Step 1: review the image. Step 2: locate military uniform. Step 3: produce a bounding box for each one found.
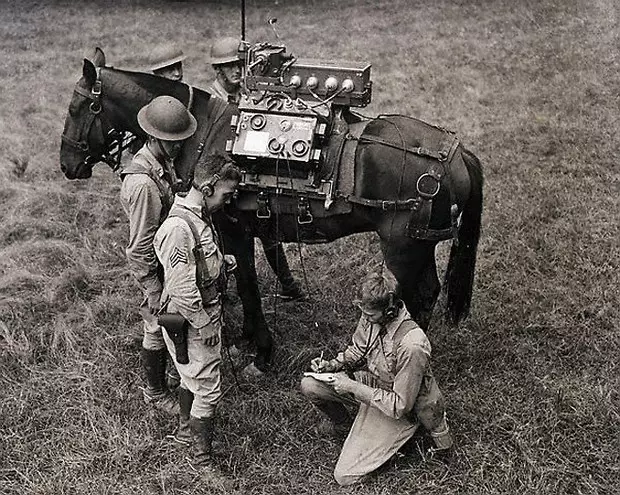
[154,193,225,418]
[300,305,451,486]
[207,78,241,105]
[120,144,175,351]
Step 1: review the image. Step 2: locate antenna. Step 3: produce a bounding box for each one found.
[241,0,246,41]
[268,17,281,41]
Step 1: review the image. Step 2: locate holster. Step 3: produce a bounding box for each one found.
[158,313,190,365]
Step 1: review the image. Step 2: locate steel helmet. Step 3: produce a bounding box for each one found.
[137,96,197,141]
[209,37,242,66]
[149,43,186,72]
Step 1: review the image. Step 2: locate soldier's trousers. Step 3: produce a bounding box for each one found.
[163,304,222,419]
[139,297,166,351]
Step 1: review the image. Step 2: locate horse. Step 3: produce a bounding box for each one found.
[60,48,484,373]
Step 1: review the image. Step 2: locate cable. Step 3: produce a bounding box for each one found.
[284,153,312,298]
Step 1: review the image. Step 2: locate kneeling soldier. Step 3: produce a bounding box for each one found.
[300,270,453,485]
[154,152,241,470]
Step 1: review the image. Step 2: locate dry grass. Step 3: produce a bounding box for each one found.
[1,0,619,494]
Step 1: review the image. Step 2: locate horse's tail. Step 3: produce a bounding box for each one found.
[445,148,484,324]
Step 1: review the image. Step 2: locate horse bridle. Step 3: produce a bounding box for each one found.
[61,68,136,172]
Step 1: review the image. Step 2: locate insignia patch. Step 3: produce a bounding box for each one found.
[170,246,188,268]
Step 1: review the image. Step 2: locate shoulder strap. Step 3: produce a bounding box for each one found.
[392,317,421,347]
[167,208,202,246]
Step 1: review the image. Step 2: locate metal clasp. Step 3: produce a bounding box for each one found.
[297,196,313,224]
[416,173,441,199]
[256,191,271,219]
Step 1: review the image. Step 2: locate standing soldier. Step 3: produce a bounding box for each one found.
[208,36,304,302]
[207,36,243,104]
[148,43,186,81]
[120,95,197,415]
[146,43,188,390]
[154,152,241,470]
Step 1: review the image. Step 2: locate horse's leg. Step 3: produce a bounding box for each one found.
[381,238,440,330]
[256,217,303,300]
[220,225,273,371]
[260,237,303,299]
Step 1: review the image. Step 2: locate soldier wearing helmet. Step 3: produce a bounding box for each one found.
[207,37,305,307]
[207,37,244,104]
[119,95,197,415]
[149,43,186,81]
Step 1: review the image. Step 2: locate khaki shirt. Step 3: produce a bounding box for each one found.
[154,194,224,329]
[338,306,434,420]
[208,79,241,105]
[119,145,174,298]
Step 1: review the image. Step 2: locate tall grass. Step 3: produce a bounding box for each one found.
[1,0,618,494]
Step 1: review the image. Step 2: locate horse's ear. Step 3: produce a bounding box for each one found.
[93,47,106,67]
[83,59,97,85]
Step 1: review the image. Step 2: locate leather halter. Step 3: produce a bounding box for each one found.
[61,68,134,172]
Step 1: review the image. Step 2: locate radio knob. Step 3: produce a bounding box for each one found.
[325,76,338,91]
[342,79,355,92]
[306,76,319,90]
[290,75,302,88]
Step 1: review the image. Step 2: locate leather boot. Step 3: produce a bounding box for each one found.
[314,401,351,438]
[170,387,193,446]
[141,348,179,416]
[189,416,215,469]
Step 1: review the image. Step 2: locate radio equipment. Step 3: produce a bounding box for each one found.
[227,41,373,219]
[242,42,372,108]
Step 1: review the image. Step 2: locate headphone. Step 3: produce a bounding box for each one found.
[382,291,401,320]
[194,173,221,197]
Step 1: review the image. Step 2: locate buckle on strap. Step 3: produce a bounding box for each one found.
[256,191,271,219]
[297,196,313,224]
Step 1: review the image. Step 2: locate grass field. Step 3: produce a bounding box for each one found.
[1,0,619,493]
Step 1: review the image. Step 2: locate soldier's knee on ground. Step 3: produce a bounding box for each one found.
[300,376,325,400]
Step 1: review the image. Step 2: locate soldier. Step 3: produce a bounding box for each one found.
[154,152,241,470]
[120,95,197,415]
[208,36,304,302]
[207,36,243,104]
[300,270,453,485]
[149,43,186,81]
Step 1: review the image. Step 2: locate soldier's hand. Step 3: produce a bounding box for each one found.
[146,292,162,315]
[310,357,341,373]
[224,254,237,274]
[198,325,220,347]
[331,372,356,395]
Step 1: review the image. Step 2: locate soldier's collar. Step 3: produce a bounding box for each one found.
[174,192,203,217]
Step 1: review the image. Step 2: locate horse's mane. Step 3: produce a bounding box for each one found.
[101,66,188,106]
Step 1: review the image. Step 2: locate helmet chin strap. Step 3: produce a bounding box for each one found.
[155,138,172,161]
[152,138,182,191]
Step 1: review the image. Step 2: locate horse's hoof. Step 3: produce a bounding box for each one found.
[242,362,265,379]
[277,283,306,301]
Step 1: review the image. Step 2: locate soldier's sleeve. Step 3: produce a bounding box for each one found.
[123,178,163,297]
[336,317,369,365]
[351,325,430,420]
[155,218,211,329]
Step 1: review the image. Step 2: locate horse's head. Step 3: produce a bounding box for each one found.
[60,48,124,179]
